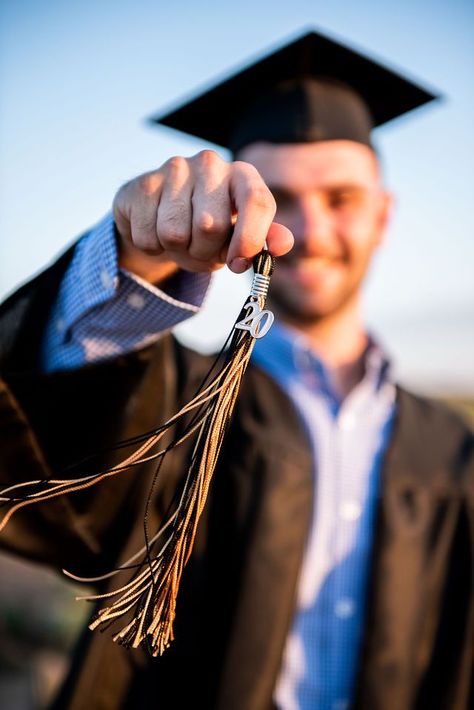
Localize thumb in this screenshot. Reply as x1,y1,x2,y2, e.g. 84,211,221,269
265,221,294,257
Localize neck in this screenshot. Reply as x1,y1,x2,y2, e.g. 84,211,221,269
272,293,369,399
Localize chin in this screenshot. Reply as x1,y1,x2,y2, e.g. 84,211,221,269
269,285,356,324
269,295,333,323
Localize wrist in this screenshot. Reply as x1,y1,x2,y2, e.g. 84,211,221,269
115,222,180,284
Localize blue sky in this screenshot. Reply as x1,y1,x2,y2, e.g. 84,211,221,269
1,0,473,393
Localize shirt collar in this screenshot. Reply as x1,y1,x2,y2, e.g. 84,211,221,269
251,319,392,401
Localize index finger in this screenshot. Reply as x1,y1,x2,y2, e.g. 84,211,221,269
226,162,278,273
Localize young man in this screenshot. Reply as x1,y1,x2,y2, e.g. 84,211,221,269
0,31,472,710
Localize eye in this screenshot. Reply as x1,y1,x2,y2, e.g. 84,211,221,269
270,188,293,210
328,190,358,209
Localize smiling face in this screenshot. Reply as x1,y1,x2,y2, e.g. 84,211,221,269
238,141,392,324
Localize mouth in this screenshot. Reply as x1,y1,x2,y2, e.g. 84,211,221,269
278,256,345,285
302,257,337,267
280,256,344,269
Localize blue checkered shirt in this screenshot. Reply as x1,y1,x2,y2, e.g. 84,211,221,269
252,325,395,710
41,213,211,371
41,212,396,710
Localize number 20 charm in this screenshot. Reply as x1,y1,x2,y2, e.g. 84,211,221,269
235,302,274,339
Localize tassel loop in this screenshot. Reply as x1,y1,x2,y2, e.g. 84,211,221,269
250,273,270,299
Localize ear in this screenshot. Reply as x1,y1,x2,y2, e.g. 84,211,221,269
374,190,395,246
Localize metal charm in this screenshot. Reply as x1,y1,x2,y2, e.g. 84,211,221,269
235,301,274,339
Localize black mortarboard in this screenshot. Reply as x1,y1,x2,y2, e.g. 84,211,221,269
150,30,439,152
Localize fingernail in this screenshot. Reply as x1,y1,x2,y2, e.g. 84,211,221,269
230,257,250,274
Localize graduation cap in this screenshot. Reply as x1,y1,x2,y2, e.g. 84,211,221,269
150,29,439,152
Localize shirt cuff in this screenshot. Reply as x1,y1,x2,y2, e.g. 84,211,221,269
41,212,211,371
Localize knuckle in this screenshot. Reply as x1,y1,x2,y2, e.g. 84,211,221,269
194,211,228,237
195,149,220,167
231,162,275,213
164,155,187,177
247,184,276,212
232,159,258,174
115,179,131,199
137,172,162,197
193,150,225,178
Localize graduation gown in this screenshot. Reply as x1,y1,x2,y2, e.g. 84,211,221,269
0,246,473,710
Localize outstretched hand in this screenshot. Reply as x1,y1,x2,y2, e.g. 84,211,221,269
113,150,294,283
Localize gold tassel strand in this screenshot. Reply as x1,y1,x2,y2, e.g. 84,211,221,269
86,251,275,654
0,250,275,656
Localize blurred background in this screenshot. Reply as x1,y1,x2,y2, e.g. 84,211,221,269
0,0,473,707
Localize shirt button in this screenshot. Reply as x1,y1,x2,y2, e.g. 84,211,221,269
332,700,349,710
100,270,113,289
334,597,355,619
339,500,362,521
127,293,145,310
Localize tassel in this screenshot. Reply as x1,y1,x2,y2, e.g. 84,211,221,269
0,250,275,656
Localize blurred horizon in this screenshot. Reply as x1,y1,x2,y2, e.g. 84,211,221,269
1,0,473,396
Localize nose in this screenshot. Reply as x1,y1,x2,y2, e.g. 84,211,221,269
289,195,333,254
